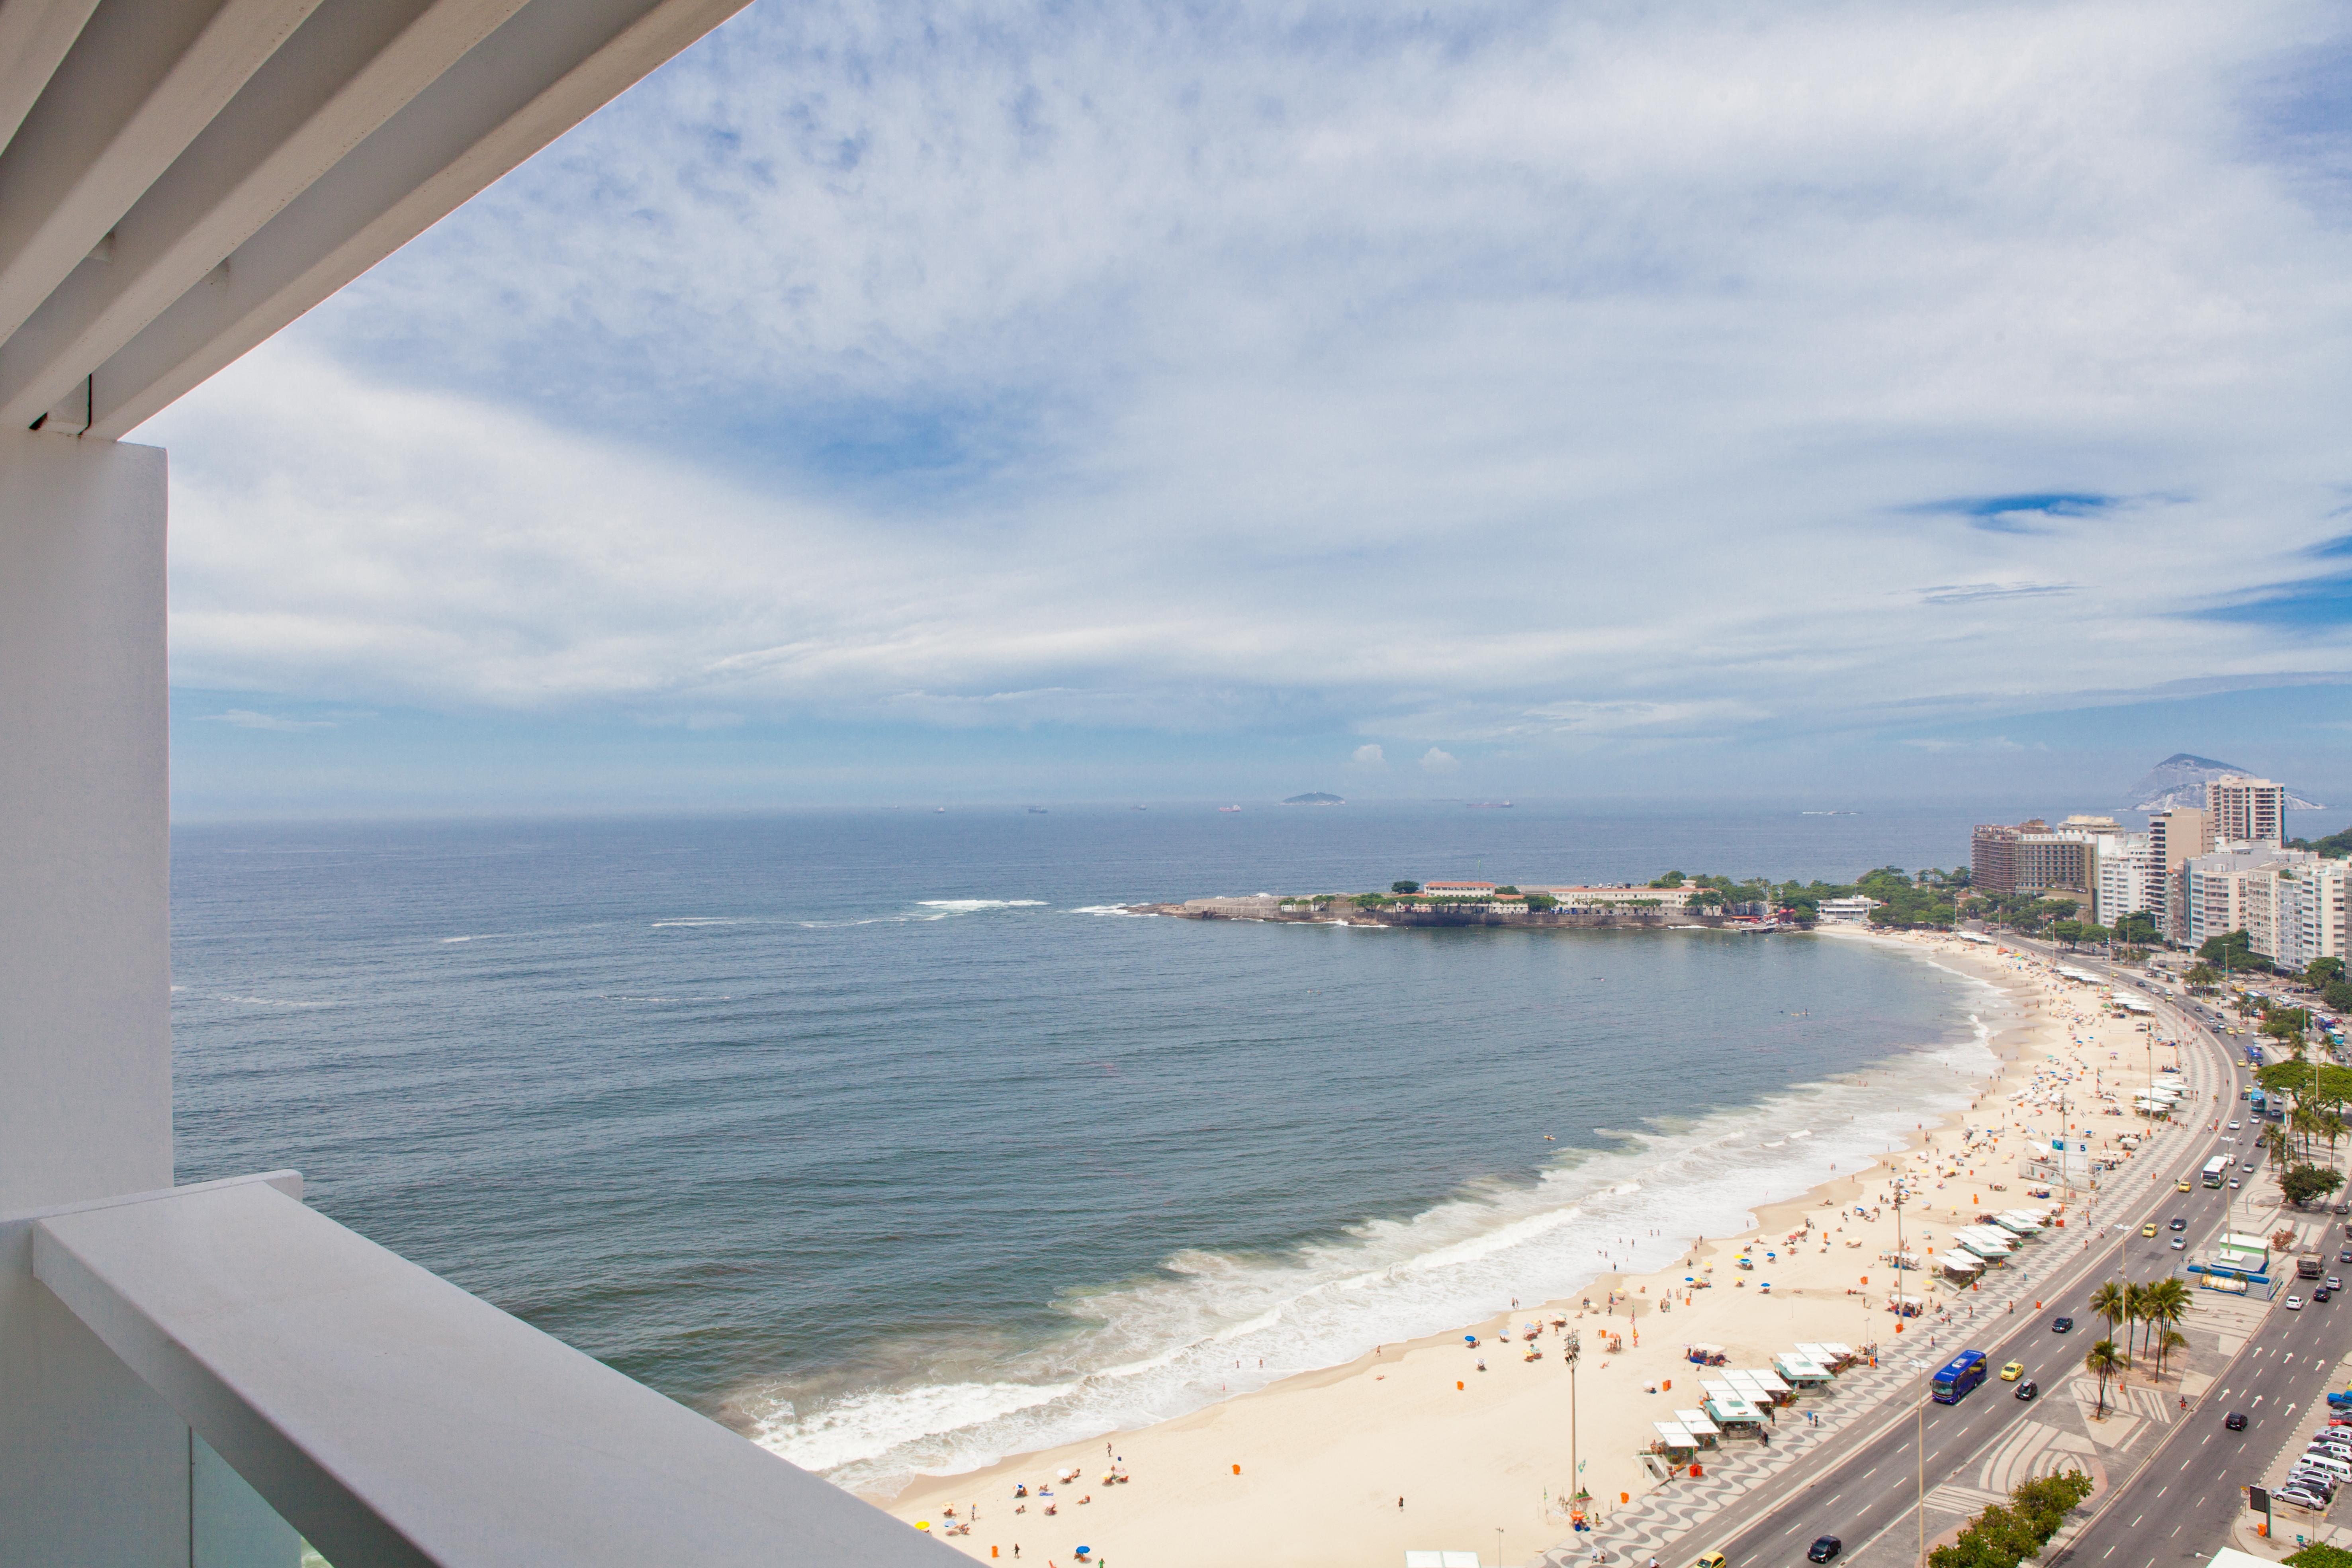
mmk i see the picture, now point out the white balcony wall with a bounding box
[0,428,172,1214]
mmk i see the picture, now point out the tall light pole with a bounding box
[1913,1354,1930,1568]
[1565,1329,1581,1514]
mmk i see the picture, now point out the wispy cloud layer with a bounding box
[143,0,2352,786]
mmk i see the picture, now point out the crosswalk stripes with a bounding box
[1977,1418,2097,1496]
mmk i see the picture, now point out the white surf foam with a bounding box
[916,900,1049,913]
[748,1010,2002,1494]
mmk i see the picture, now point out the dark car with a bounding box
[2052,1316,2074,1333]
[1808,1538,1843,1564]
[2015,1380,2038,1401]
[2227,1412,2248,1430]
[2170,1217,2187,1230]
[2320,1287,2335,1304]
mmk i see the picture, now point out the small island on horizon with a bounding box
[1282,791,1345,805]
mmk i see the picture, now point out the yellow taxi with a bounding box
[2141,1222,2159,1237]
[2000,1361,2026,1382]
[2178,1178,2193,1192]
[1694,1554,1728,1568]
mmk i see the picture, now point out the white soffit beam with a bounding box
[0,0,323,345]
[0,0,102,155]
[86,0,752,440]
[0,0,530,429]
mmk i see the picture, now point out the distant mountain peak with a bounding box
[2128,754,2324,812]
[1282,791,1345,805]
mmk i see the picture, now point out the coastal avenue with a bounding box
[1665,950,2265,1568]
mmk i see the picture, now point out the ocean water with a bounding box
[171,801,2001,1493]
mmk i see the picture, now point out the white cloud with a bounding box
[137,0,2352,771]
[1419,747,1459,773]
[1350,744,1386,766]
[207,709,335,732]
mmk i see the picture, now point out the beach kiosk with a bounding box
[1651,1422,1698,1460]
[1939,1255,1984,1285]
[1772,1352,1830,1390]
[1673,1409,1723,1446]
[1792,1343,1845,1376]
[1698,1382,1765,1437]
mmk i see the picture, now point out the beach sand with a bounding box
[881,931,2197,1568]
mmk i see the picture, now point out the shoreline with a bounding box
[871,929,2169,1564]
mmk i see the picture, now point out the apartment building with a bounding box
[2207,775,2288,846]
[2147,807,2211,942]
[2092,832,2158,927]
[2184,847,2326,958]
[1970,822,2023,895]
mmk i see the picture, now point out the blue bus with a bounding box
[1931,1350,1988,1404]
[2250,1088,2268,1118]
[2247,1044,2265,1065]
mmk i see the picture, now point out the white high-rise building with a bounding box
[2093,832,2157,928]
[2207,776,2289,846]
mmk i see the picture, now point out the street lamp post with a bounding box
[1565,1329,1581,1516]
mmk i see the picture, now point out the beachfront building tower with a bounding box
[0,7,949,1566]
[2147,807,2211,943]
[2207,776,2289,846]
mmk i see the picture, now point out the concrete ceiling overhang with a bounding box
[0,0,750,441]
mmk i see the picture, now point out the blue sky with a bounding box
[140,0,2352,816]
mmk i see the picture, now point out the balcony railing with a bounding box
[5,1171,949,1566]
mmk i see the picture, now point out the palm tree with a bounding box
[2084,1340,2124,1417]
[2145,1278,2192,1375]
[2122,1282,2149,1367]
[2089,1280,2127,1359]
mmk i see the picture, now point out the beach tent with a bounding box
[1685,1342,1727,1365]
[1674,1409,1723,1440]
[1653,1422,1697,1452]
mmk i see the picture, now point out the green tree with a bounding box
[2281,1164,2346,1207]
[2199,929,2257,971]
[2311,957,2347,990]
[2121,1280,2150,1366]
[2082,1339,2123,1417]
[2087,1281,2128,1359]
[1650,871,1687,888]
[1390,881,1421,895]
[2143,1277,2192,1374]
[2285,1543,2352,1568]
[1524,893,1558,911]
[2185,962,2221,989]
[1352,892,1387,909]
[2113,912,2160,946]
[2327,979,2352,1014]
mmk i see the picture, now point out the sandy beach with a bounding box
[881,930,2194,1568]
